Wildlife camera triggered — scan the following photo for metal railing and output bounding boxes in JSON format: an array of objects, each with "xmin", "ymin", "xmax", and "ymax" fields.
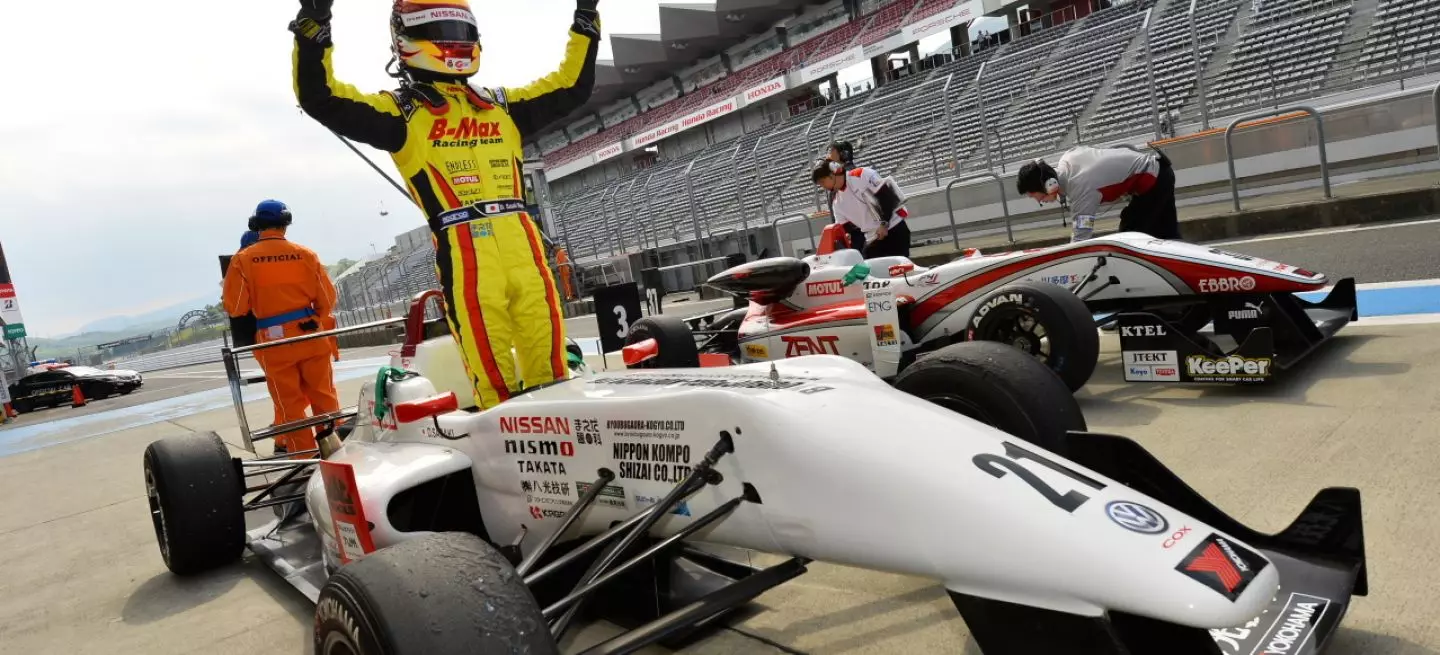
[
  {"xmin": 1224, "ymin": 106, "xmax": 1331, "ymax": 212},
  {"xmin": 224, "ymin": 315, "xmax": 405, "ymax": 452},
  {"xmin": 770, "ymin": 213, "xmax": 821, "ymax": 257},
  {"xmin": 943, "ymin": 173, "xmax": 1013, "ymax": 246}
]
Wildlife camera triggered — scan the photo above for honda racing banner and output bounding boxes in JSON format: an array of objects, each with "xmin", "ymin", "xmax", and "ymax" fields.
[
  {"xmin": 799, "ymin": 46, "xmax": 867, "ymax": 84},
  {"xmin": 740, "ymin": 76, "xmax": 787, "ymax": 107},
  {"xmin": 0, "ymin": 242, "xmax": 24, "ymax": 340},
  {"xmin": 626, "ymin": 97, "xmax": 741, "ymax": 149},
  {"xmin": 902, "ymin": 3, "xmax": 975, "ymax": 42},
  {"xmin": 593, "ymin": 142, "xmax": 624, "ymax": 163}
]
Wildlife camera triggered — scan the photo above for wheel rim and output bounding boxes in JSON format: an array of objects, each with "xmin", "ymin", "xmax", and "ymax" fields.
[
  {"xmin": 144, "ymin": 461, "xmax": 171, "ymax": 565},
  {"xmin": 320, "ymin": 631, "xmax": 358, "ymax": 655},
  {"xmin": 920, "ymin": 391, "xmax": 1000, "ymax": 427},
  {"xmin": 977, "ymin": 307, "xmax": 1051, "ymax": 364}
]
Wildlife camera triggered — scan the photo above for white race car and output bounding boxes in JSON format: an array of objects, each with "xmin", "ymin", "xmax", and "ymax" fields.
[{"xmin": 142, "ymin": 291, "xmax": 1367, "ymax": 655}]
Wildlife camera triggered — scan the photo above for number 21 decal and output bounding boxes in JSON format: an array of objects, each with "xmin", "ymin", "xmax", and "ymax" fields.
[{"xmin": 972, "ymin": 441, "xmax": 1107, "ymax": 513}]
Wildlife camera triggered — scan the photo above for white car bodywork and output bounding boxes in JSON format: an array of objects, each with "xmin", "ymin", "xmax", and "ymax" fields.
[
  {"xmin": 304, "ymin": 347, "xmax": 1280, "ymax": 630},
  {"xmin": 733, "ymin": 231, "xmax": 1327, "ymax": 370}
]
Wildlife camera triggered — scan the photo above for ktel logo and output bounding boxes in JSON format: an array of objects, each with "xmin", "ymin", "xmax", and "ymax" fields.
[
  {"xmin": 428, "ymin": 117, "xmax": 502, "ymax": 141},
  {"xmin": 806, "ymin": 280, "xmax": 844, "ymax": 297},
  {"xmin": 782, "ymin": 335, "xmax": 840, "ymax": 357}
]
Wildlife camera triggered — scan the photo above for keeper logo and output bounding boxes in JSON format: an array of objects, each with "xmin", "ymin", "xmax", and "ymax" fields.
[{"xmin": 1186, "ymin": 354, "xmax": 1271, "ymax": 378}]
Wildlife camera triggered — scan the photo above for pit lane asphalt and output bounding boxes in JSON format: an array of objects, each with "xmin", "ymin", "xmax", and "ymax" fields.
[{"xmin": 4, "ymin": 220, "xmax": 1440, "ymax": 654}]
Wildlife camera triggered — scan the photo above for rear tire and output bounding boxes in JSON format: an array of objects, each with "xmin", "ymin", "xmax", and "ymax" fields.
[
  {"xmin": 893, "ymin": 341, "xmax": 1087, "ymax": 455},
  {"xmin": 313, "ymin": 532, "xmax": 558, "ymax": 655},
  {"xmin": 968, "ymin": 281, "xmax": 1100, "ymax": 392},
  {"xmin": 143, "ymin": 431, "xmax": 246, "ymax": 575},
  {"xmin": 624, "ymin": 316, "xmax": 701, "ymax": 369}
]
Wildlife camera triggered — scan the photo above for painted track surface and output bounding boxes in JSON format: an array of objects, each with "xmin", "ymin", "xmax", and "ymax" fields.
[{"xmin": 3, "ymin": 220, "xmax": 1440, "ymax": 654}]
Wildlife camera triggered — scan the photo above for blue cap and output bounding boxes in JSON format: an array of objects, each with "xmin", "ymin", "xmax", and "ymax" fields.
[
  {"xmin": 250, "ymin": 199, "xmax": 293, "ymax": 229},
  {"xmin": 240, "ymin": 231, "xmax": 261, "ymax": 249}
]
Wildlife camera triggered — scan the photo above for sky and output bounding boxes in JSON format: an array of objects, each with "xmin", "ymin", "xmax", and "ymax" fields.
[{"xmin": 0, "ymin": 0, "xmax": 995, "ymax": 337}]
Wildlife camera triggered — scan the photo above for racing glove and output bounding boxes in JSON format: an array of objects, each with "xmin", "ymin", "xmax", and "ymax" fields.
[
  {"xmin": 573, "ymin": 2, "xmax": 601, "ymax": 39},
  {"xmin": 291, "ymin": 0, "xmax": 334, "ymax": 47}
]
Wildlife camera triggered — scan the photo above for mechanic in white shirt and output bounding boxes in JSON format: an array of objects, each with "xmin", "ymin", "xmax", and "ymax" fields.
[
  {"xmin": 812, "ymin": 161, "xmax": 911, "ymax": 258},
  {"xmin": 1016, "ymin": 145, "xmax": 1179, "ymax": 242}
]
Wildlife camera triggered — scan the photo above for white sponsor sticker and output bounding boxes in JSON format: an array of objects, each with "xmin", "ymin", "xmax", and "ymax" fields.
[
  {"xmin": 1123, "ymin": 350, "xmax": 1177, "ymax": 367},
  {"xmin": 402, "ymin": 7, "xmax": 477, "ymax": 27}
]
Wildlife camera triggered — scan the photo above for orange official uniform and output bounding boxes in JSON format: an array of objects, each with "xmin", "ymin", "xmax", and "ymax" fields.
[{"xmin": 222, "ymin": 230, "xmax": 340, "ymax": 453}]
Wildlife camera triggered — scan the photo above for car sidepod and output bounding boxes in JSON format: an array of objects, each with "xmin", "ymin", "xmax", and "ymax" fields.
[{"xmin": 1114, "ymin": 279, "xmax": 1358, "ymax": 384}]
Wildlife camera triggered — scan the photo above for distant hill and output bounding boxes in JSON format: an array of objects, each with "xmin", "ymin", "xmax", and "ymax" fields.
[{"xmin": 71, "ymin": 294, "xmax": 216, "ymax": 337}]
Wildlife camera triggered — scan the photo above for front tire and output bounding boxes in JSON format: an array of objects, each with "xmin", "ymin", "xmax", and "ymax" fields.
[
  {"xmin": 624, "ymin": 315, "xmax": 701, "ymax": 369},
  {"xmin": 314, "ymin": 533, "xmax": 558, "ymax": 655},
  {"xmin": 893, "ymin": 341, "xmax": 1087, "ymax": 455},
  {"xmin": 968, "ymin": 281, "xmax": 1100, "ymax": 391},
  {"xmin": 143, "ymin": 431, "xmax": 246, "ymax": 575}
]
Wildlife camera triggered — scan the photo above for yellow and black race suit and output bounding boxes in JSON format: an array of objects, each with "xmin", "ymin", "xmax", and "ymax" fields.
[{"xmin": 292, "ymin": 13, "xmax": 598, "ymax": 409}]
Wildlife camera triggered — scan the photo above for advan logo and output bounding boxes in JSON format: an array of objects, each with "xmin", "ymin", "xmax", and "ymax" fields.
[
  {"xmin": 806, "ymin": 280, "xmax": 845, "ymax": 297},
  {"xmin": 1227, "ymin": 301, "xmax": 1263, "ymax": 320},
  {"xmin": 970, "ymin": 293, "xmax": 1024, "ymax": 328},
  {"xmin": 1198, "ymin": 276, "xmax": 1257, "ymax": 293}
]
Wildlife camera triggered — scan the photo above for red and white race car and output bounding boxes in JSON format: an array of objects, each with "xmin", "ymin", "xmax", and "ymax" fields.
[{"xmin": 621, "ymin": 226, "xmax": 1357, "ymax": 390}]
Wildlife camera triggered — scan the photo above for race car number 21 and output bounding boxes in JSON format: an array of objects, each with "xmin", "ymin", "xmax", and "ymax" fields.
[{"xmin": 972, "ymin": 441, "xmax": 1107, "ymax": 513}]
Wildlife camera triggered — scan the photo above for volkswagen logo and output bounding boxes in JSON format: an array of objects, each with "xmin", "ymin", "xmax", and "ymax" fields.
[{"xmin": 1105, "ymin": 501, "xmax": 1169, "ymax": 535}]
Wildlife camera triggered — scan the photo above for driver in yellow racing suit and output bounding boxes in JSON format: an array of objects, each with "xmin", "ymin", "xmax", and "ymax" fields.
[{"xmin": 289, "ymin": 0, "xmax": 600, "ymax": 409}]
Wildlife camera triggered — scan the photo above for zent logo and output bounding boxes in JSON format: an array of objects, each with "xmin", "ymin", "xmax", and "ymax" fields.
[
  {"xmin": 1197, "ymin": 276, "xmax": 1257, "ymax": 293},
  {"xmin": 806, "ymin": 280, "xmax": 845, "ymax": 297},
  {"xmin": 1105, "ymin": 501, "xmax": 1169, "ymax": 534},
  {"xmin": 781, "ymin": 335, "xmax": 840, "ymax": 357}
]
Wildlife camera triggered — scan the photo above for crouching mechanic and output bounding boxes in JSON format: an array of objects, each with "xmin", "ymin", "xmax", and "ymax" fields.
[
  {"xmin": 812, "ymin": 161, "xmax": 912, "ymax": 258},
  {"xmin": 1016, "ymin": 145, "xmax": 1179, "ymax": 242},
  {"xmin": 289, "ymin": 0, "xmax": 600, "ymax": 409},
  {"xmin": 223, "ymin": 201, "xmax": 341, "ymax": 456}
]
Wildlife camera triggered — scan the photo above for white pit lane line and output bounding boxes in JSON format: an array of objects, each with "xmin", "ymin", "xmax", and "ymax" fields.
[{"xmin": 1208, "ymin": 217, "xmax": 1440, "ymax": 246}]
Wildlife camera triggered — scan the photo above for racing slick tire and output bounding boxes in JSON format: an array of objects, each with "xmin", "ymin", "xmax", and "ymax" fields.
[
  {"xmin": 143, "ymin": 431, "xmax": 245, "ymax": 576},
  {"xmin": 314, "ymin": 532, "xmax": 558, "ymax": 655},
  {"xmin": 894, "ymin": 341, "xmax": 1087, "ymax": 455},
  {"xmin": 625, "ymin": 315, "xmax": 701, "ymax": 369},
  {"xmin": 968, "ymin": 281, "xmax": 1099, "ymax": 392}
]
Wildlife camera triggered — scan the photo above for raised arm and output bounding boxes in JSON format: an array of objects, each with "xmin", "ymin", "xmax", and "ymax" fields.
[
  {"xmin": 289, "ymin": 5, "xmax": 408, "ymax": 153},
  {"xmin": 500, "ymin": 3, "xmax": 602, "ymax": 136}
]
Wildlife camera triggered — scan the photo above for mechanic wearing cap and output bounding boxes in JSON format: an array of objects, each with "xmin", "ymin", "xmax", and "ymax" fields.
[
  {"xmin": 223, "ymin": 200, "xmax": 341, "ymax": 456},
  {"xmin": 821, "ymin": 141, "xmax": 869, "ymax": 253},
  {"xmin": 812, "ymin": 161, "xmax": 912, "ymax": 259},
  {"xmin": 289, "ymin": 0, "xmax": 600, "ymax": 409},
  {"xmin": 1016, "ymin": 145, "xmax": 1179, "ymax": 242}
]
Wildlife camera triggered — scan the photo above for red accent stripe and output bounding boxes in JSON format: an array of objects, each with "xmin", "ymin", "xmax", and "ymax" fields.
[
  {"xmin": 519, "ymin": 215, "xmax": 566, "ymax": 379},
  {"xmin": 909, "ymin": 244, "xmax": 1327, "ymax": 327},
  {"xmin": 455, "ymin": 233, "xmax": 510, "ymax": 402},
  {"xmin": 1098, "ymin": 172, "xmax": 1157, "ymax": 203},
  {"xmin": 740, "ymin": 299, "xmax": 868, "ymax": 333},
  {"xmin": 429, "ymin": 164, "xmax": 462, "ymax": 208}
]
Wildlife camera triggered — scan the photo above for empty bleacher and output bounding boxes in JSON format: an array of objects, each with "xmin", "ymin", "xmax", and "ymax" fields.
[
  {"xmin": 1355, "ymin": 0, "xmax": 1440, "ymax": 80},
  {"xmin": 1209, "ymin": 0, "xmax": 1355, "ymax": 112},
  {"xmin": 1085, "ymin": 0, "xmax": 1243, "ymax": 140}
]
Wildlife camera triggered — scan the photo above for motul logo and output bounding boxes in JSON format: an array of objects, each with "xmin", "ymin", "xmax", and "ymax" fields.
[
  {"xmin": 451, "ymin": 175, "xmax": 480, "ymax": 185},
  {"xmin": 806, "ymin": 280, "xmax": 844, "ymax": 297},
  {"xmin": 500, "ymin": 416, "xmax": 571, "ymax": 435},
  {"xmin": 782, "ymin": 335, "xmax": 840, "ymax": 357},
  {"xmin": 428, "ymin": 118, "xmax": 503, "ymax": 141}
]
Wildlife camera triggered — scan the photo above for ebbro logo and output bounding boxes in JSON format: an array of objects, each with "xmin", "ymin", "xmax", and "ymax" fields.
[
  {"xmin": 806, "ymin": 280, "xmax": 844, "ymax": 297},
  {"xmin": 427, "ymin": 118, "xmax": 504, "ymax": 147},
  {"xmin": 971, "ymin": 293, "xmax": 1024, "ymax": 328},
  {"xmin": 1198, "ymin": 276, "xmax": 1257, "ymax": 293},
  {"xmin": 1186, "ymin": 354, "xmax": 1272, "ymax": 379}
]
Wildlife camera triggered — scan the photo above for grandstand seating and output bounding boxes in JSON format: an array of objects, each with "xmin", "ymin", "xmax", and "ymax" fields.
[
  {"xmin": 1209, "ymin": 1, "xmax": 1354, "ymax": 111},
  {"xmin": 1085, "ymin": 0, "xmax": 1242, "ymax": 140},
  {"xmin": 1356, "ymin": 0, "xmax": 1440, "ymax": 80}
]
